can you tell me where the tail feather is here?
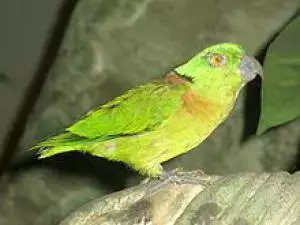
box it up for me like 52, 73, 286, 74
31, 132, 96, 158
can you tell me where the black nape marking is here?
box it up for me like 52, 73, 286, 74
180, 74, 194, 83
173, 70, 194, 83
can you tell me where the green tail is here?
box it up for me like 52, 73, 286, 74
31, 132, 105, 158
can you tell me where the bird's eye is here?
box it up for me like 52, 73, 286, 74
208, 54, 226, 67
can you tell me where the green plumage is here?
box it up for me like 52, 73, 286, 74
32, 43, 263, 177
67, 82, 185, 138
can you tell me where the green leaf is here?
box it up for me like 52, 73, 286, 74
258, 16, 300, 134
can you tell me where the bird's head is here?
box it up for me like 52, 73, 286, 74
174, 43, 263, 94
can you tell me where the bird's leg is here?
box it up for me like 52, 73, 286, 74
140, 163, 164, 181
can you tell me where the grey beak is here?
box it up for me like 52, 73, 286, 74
239, 55, 263, 82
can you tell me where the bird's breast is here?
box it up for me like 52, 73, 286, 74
182, 89, 224, 121
158, 89, 233, 151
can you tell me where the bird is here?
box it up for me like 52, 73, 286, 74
32, 43, 263, 177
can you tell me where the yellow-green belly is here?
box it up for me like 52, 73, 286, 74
88, 105, 231, 177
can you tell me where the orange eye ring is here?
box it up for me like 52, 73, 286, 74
209, 54, 226, 67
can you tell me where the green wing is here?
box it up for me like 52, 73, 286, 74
66, 81, 186, 138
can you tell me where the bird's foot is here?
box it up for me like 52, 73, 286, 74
159, 168, 205, 185
143, 168, 205, 196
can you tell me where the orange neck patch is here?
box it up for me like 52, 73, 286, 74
182, 89, 220, 119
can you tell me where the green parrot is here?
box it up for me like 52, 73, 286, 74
32, 43, 263, 177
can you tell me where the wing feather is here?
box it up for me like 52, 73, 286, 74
66, 81, 186, 138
